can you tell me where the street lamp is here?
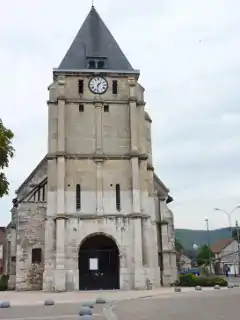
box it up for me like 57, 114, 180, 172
214, 205, 240, 229
204, 217, 212, 274
214, 206, 240, 276
193, 244, 198, 250
235, 220, 240, 276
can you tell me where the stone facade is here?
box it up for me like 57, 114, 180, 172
4, 6, 177, 291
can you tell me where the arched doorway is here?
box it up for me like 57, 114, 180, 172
78, 234, 120, 290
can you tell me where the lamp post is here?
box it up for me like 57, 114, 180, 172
192, 244, 198, 267
235, 220, 240, 276
204, 217, 212, 274
214, 205, 240, 229
214, 206, 240, 275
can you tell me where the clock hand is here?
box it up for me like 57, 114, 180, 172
97, 82, 101, 92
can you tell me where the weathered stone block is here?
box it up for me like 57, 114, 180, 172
79, 306, 92, 316
96, 297, 106, 304
0, 301, 11, 308
44, 299, 55, 306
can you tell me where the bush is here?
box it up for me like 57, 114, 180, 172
0, 275, 9, 291
175, 274, 228, 287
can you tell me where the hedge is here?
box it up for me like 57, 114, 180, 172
0, 275, 9, 291
175, 274, 228, 287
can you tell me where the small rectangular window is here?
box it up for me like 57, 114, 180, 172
32, 248, 42, 264
78, 80, 84, 94
79, 104, 84, 112
104, 105, 109, 112
76, 184, 81, 210
112, 80, 118, 94
88, 60, 96, 69
98, 60, 105, 69
116, 184, 121, 211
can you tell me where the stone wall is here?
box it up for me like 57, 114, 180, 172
16, 202, 46, 290
43, 214, 161, 291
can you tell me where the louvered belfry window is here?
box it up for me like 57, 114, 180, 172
112, 80, 118, 94
116, 184, 121, 211
76, 184, 81, 210
78, 79, 84, 94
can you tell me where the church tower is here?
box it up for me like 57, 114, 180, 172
43, 6, 162, 291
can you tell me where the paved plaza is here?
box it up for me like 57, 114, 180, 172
0, 287, 240, 319
114, 288, 240, 319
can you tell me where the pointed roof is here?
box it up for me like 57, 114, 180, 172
58, 6, 135, 72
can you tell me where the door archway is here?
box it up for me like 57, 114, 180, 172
78, 234, 120, 290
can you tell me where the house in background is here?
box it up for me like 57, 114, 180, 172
0, 227, 5, 274
210, 238, 239, 275
177, 253, 192, 271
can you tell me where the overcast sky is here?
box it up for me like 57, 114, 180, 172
1, 0, 240, 230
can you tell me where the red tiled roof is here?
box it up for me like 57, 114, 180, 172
210, 238, 234, 254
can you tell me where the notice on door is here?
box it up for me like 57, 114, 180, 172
89, 258, 98, 270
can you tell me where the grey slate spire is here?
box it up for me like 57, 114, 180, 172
58, 6, 134, 71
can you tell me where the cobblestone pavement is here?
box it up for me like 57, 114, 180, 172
0, 303, 105, 320
114, 288, 240, 320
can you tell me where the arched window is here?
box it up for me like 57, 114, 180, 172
116, 184, 121, 211
76, 184, 81, 210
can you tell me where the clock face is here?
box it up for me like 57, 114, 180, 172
89, 76, 108, 94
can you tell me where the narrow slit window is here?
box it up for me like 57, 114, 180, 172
76, 184, 81, 210
104, 105, 109, 112
79, 104, 84, 112
112, 80, 118, 94
116, 184, 121, 211
42, 185, 45, 201
78, 79, 84, 94
32, 248, 42, 264
37, 189, 41, 202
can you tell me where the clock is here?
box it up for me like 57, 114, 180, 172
89, 76, 108, 94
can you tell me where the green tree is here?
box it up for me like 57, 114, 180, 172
196, 244, 214, 266
175, 237, 184, 271
175, 237, 184, 253
0, 119, 14, 197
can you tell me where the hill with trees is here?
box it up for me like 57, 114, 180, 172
175, 227, 232, 251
